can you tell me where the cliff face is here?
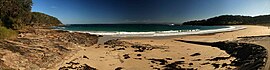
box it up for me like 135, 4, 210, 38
0, 29, 98, 70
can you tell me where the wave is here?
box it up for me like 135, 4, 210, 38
60, 26, 245, 37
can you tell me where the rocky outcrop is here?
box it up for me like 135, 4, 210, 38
103, 39, 203, 70
59, 62, 96, 70
176, 40, 267, 70
104, 39, 168, 52
0, 29, 98, 70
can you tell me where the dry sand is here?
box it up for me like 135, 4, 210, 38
54, 25, 270, 70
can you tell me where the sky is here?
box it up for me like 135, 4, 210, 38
32, 0, 270, 24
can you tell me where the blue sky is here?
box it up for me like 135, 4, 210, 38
32, 0, 270, 24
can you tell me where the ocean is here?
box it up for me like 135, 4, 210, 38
55, 24, 244, 37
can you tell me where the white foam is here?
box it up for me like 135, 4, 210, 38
62, 26, 246, 37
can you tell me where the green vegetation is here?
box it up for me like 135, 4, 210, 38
0, 27, 17, 39
30, 12, 63, 27
0, 0, 62, 29
0, 0, 62, 39
0, 0, 33, 29
182, 15, 270, 25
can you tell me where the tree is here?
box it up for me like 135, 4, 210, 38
182, 15, 270, 25
0, 0, 33, 29
30, 12, 63, 27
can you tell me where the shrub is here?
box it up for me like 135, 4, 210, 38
0, 27, 17, 39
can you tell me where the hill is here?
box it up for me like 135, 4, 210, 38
0, 0, 62, 39
0, 0, 62, 29
182, 15, 270, 25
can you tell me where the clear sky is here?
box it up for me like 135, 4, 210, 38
32, 0, 270, 24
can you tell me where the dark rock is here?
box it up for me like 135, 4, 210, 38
83, 55, 89, 59
180, 57, 185, 59
201, 62, 210, 65
153, 67, 161, 70
115, 67, 123, 70
190, 53, 201, 56
59, 64, 97, 70
192, 59, 201, 61
82, 64, 97, 70
148, 58, 168, 65
165, 58, 172, 60
189, 63, 193, 65
137, 54, 142, 56
98, 35, 103, 37
116, 48, 125, 50
104, 39, 127, 46
207, 57, 230, 61
211, 63, 220, 69
123, 54, 130, 59
66, 61, 80, 65
104, 39, 167, 53
163, 61, 185, 70
132, 45, 147, 52
222, 63, 228, 67
134, 58, 142, 60
151, 61, 155, 63
176, 40, 267, 70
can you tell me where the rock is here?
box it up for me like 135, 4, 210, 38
104, 39, 168, 53
153, 67, 161, 70
207, 57, 230, 61
176, 40, 267, 70
104, 39, 129, 46
83, 55, 89, 59
190, 53, 201, 56
98, 35, 103, 37
137, 54, 142, 56
103, 46, 108, 48
116, 48, 125, 50
134, 58, 142, 60
59, 64, 97, 70
211, 63, 220, 69
189, 63, 193, 65
192, 59, 201, 61
201, 62, 210, 65
115, 67, 124, 70
148, 58, 168, 65
132, 45, 147, 52
66, 61, 80, 65
165, 58, 172, 60
180, 57, 185, 59
163, 60, 185, 70
0, 29, 98, 69
123, 54, 130, 59
222, 63, 228, 67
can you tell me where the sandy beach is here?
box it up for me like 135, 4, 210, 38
55, 25, 270, 70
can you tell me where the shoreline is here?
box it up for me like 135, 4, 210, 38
8, 25, 265, 70
55, 25, 270, 70
57, 25, 245, 37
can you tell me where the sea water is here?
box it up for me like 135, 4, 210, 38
55, 24, 245, 37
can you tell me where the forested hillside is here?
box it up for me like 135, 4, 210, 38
0, 0, 62, 39
182, 15, 270, 25
30, 12, 62, 27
